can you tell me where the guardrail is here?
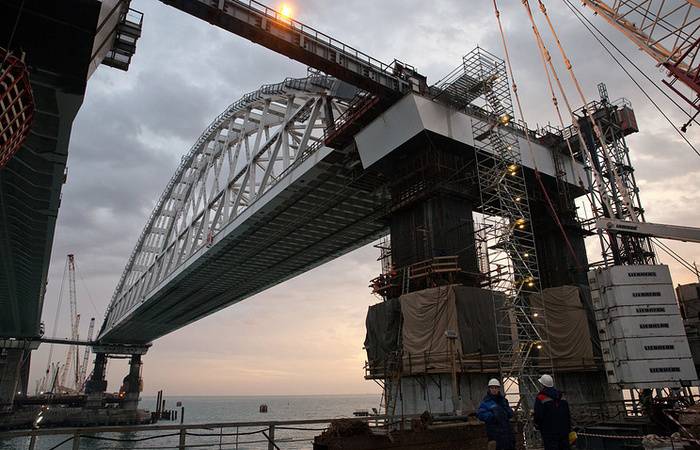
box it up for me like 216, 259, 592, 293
0, 416, 392, 450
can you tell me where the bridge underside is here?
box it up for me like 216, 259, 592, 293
100, 146, 390, 344
0, 0, 105, 338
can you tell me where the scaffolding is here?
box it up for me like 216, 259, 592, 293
464, 47, 549, 408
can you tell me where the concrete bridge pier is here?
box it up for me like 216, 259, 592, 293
85, 352, 108, 408
120, 354, 142, 411
0, 349, 25, 411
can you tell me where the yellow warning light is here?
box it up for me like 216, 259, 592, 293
533, 312, 539, 317
523, 252, 529, 257
499, 114, 511, 125
515, 196, 521, 202
280, 3, 293, 18
515, 218, 526, 225
528, 281, 535, 287
536, 343, 543, 350
508, 164, 518, 172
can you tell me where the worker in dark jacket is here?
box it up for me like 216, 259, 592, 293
534, 374, 571, 450
477, 378, 516, 450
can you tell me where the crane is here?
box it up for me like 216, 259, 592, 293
78, 317, 96, 390
58, 254, 81, 392
579, 0, 699, 127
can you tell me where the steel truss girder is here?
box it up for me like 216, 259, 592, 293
101, 77, 349, 336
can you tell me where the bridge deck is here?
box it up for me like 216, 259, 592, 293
99, 145, 388, 343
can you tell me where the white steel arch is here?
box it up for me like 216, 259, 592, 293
102, 76, 352, 333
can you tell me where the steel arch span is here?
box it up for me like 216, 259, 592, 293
99, 75, 387, 343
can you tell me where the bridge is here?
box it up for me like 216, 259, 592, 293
98, 72, 586, 344
2, 0, 596, 412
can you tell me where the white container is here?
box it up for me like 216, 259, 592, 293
604, 336, 693, 361
606, 303, 681, 319
604, 357, 697, 388
590, 265, 672, 288
594, 284, 678, 309
606, 314, 686, 339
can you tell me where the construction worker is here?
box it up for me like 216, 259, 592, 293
477, 378, 515, 450
534, 374, 572, 450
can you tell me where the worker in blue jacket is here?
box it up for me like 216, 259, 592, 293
534, 374, 571, 450
477, 378, 516, 450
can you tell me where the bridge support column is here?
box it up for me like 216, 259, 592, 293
120, 354, 142, 411
0, 349, 24, 411
85, 352, 108, 408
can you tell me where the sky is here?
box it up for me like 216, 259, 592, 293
28, 0, 700, 397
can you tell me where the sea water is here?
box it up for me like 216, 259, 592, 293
0, 394, 381, 450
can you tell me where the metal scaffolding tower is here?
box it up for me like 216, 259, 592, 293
465, 48, 548, 408
577, 84, 656, 267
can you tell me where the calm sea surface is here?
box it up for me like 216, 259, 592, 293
0, 394, 381, 450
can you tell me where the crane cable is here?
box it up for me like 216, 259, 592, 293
535, 0, 642, 224
511, 0, 618, 228
652, 237, 700, 279
492, 0, 584, 270
561, 0, 700, 158
518, 0, 607, 228
517, 0, 620, 259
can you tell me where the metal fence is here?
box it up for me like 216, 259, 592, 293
0, 416, 394, 450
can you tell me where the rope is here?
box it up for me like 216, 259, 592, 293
81, 432, 181, 442
185, 428, 268, 437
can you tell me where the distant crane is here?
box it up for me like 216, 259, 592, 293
58, 254, 80, 391
78, 317, 96, 389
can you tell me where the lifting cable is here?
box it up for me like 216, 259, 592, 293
652, 237, 700, 279
561, 0, 700, 159
492, 0, 583, 271
523, 0, 646, 261
535, 0, 641, 224
517, 0, 617, 259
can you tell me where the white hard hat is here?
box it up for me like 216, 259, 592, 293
538, 374, 554, 388
488, 378, 501, 387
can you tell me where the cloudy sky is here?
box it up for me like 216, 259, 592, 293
29, 0, 700, 397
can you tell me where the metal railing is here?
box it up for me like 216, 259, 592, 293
0, 416, 393, 450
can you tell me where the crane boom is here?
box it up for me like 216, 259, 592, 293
579, 0, 699, 108
158, 0, 427, 99
58, 254, 82, 391
597, 218, 700, 243
78, 317, 95, 390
